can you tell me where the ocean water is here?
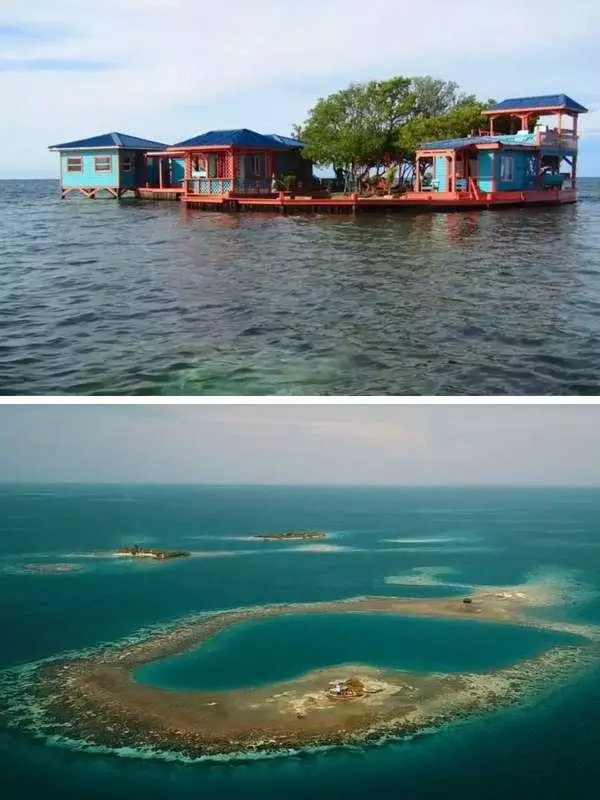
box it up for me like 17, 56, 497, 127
2, 484, 600, 799
135, 612, 580, 691
2, 179, 600, 395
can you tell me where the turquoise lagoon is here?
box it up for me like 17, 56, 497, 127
2, 484, 600, 800
135, 612, 581, 691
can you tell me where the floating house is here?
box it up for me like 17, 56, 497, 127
143, 129, 312, 202
412, 94, 587, 207
49, 132, 168, 199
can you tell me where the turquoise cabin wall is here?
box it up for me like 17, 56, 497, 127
496, 150, 529, 192
434, 155, 448, 191
171, 158, 184, 184
60, 150, 119, 187
477, 150, 534, 192
477, 152, 495, 192
146, 158, 160, 186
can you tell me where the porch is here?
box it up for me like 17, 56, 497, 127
415, 145, 495, 198
146, 143, 280, 199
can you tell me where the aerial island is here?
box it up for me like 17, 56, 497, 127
115, 545, 191, 560
254, 531, 327, 541
4, 582, 598, 763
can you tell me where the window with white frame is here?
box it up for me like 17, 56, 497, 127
66, 156, 83, 172
122, 155, 133, 172
252, 155, 263, 175
500, 155, 515, 183
94, 155, 112, 173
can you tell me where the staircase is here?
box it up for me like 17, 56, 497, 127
468, 177, 482, 199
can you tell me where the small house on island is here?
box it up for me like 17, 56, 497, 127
49, 132, 168, 199
144, 129, 313, 201
412, 94, 587, 205
328, 678, 365, 699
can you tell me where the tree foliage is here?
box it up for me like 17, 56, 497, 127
296, 76, 501, 189
296, 77, 415, 187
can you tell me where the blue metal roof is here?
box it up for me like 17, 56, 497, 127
266, 134, 305, 148
487, 94, 588, 113
49, 132, 168, 150
174, 129, 300, 148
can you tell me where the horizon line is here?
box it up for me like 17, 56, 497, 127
1, 481, 599, 489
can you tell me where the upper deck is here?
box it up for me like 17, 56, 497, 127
418, 130, 579, 156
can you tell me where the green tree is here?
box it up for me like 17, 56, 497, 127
297, 77, 414, 190
411, 76, 462, 117
296, 76, 508, 191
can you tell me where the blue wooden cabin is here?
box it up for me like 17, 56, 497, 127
49, 132, 168, 199
414, 94, 587, 200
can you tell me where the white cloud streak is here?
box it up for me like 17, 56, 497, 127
1, 404, 600, 486
1, 0, 598, 175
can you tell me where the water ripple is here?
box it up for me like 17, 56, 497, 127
1, 179, 600, 394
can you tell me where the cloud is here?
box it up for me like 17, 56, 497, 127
0, 59, 117, 71
1, 405, 600, 486
1, 0, 599, 174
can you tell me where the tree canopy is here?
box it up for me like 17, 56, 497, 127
295, 76, 498, 189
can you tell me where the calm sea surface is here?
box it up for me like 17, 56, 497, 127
1, 484, 600, 799
2, 179, 600, 395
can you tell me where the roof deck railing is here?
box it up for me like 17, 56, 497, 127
536, 131, 578, 150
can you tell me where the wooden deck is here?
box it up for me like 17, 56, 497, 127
134, 188, 576, 212
137, 187, 184, 201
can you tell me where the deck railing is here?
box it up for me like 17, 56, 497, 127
185, 178, 233, 195
184, 178, 278, 196
475, 130, 578, 150
536, 131, 578, 150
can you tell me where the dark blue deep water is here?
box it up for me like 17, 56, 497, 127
2, 179, 600, 395
2, 484, 600, 799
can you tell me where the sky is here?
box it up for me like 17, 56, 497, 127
0, 0, 599, 178
0, 404, 599, 486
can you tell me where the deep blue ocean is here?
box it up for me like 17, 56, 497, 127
2, 484, 600, 799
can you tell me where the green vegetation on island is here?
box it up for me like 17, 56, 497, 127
116, 545, 191, 560
254, 531, 327, 541
294, 75, 515, 193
